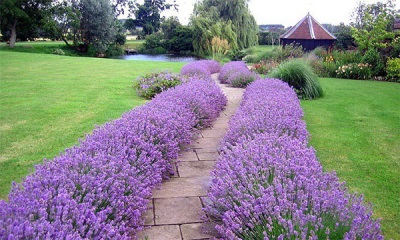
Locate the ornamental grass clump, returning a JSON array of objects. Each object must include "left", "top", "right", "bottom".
[
  {"left": 0, "top": 77, "right": 227, "bottom": 239},
  {"left": 205, "top": 79, "right": 383, "bottom": 239},
  {"left": 268, "top": 59, "right": 324, "bottom": 99},
  {"left": 134, "top": 70, "right": 183, "bottom": 99},
  {"left": 219, "top": 61, "right": 248, "bottom": 84}
]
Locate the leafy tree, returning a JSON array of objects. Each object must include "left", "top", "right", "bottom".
[
  {"left": 124, "top": 18, "right": 137, "bottom": 34},
  {"left": 161, "top": 16, "right": 181, "bottom": 40},
  {"left": 133, "top": 0, "right": 177, "bottom": 36},
  {"left": 190, "top": 0, "right": 258, "bottom": 56},
  {"left": 333, "top": 23, "right": 356, "bottom": 50},
  {"left": 0, "top": 0, "right": 52, "bottom": 48}
]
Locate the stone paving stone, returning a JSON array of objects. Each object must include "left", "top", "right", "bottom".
[
  {"left": 193, "top": 147, "right": 218, "bottom": 154},
  {"left": 201, "top": 129, "right": 226, "bottom": 138},
  {"left": 196, "top": 152, "right": 218, "bottom": 161},
  {"left": 192, "top": 138, "right": 222, "bottom": 148},
  {"left": 137, "top": 225, "right": 181, "bottom": 240},
  {"left": 152, "top": 176, "right": 210, "bottom": 198},
  {"left": 181, "top": 222, "right": 221, "bottom": 240},
  {"left": 154, "top": 197, "right": 205, "bottom": 225},
  {"left": 143, "top": 200, "right": 155, "bottom": 226},
  {"left": 179, "top": 150, "right": 199, "bottom": 162},
  {"left": 178, "top": 161, "right": 216, "bottom": 178}
]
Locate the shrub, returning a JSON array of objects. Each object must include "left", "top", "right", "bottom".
[
  {"left": 180, "top": 60, "right": 221, "bottom": 77},
  {"left": 52, "top": 48, "right": 65, "bottom": 55},
  {"left": 218, "top": 61, "right": 248, "bottom": 84},
  {"left": 251, "top": 60, "right": 279, "bottom": 74},
  {"left": 205, "top": 79, "right": 383, "bottom": 240},
  {"left": 0, "top": 77, "right": 227, "bottom": 239},
  {"left": 279, "top": 43, "right": 305, "bottom": 61},
  {"left": 229, "top": 69, "right": 260, "bottom": 88},
  {"left": 134, "top": 70, "right": 183, "bottom": 99},
  {"left": 268, "top": 59, "right": 324, "bottom": 99},
  {"left": 362, "top": 48, "right": 384, "bottom": 77},
  {"left": 386, "top": 58, "right": 400, "bottom": 81},
  {"left": 336, "top": 63, "right": 372, "bottom": 80}
]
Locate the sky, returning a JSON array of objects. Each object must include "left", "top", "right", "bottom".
[{"left": 161, "top": 0, "right": 399, "bottom": 27}]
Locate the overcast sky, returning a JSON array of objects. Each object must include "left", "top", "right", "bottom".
[{"left": 161, "top": 0, "right": 399, "bottom": 27}]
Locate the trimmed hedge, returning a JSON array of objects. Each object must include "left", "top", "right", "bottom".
[
  {"left": 0, "top": 74, "right": 227, "bottom": 239},
  {"left": 205, "top": 79, "right": 382, "bottom": 239}
]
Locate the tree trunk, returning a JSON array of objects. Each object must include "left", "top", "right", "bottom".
[{"left": 9, "top": 21, "right": 17, "bottom": 48}]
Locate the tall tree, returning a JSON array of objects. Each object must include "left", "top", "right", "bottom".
[
  {"left": 0, "top": 0, "right": 52, "bottom": 48},
  {"left": 133, "top": 0, "right": 177, "bottom": 36},
  {"left": 190, "top": 0, "right": 258, "bottom": 56}
]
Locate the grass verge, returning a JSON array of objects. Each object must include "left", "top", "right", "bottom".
[
  {"left": 301, "top": 78, "right": 400, "bottom": 239},
  {"left": 0, "top": 51, "right": 185, "bottom": 199}
]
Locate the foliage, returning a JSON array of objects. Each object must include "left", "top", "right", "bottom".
[
  {"left": 143, "top": 32, "right": 164, "bottom": 50},
  {"left": 336, "top": 63, "right": 372, "bottom": 80},
  {"left": 52, "top": 48, "right": 65, "bottom": 55},
  {"left": 333, "top": 23, "right": 357, "bottom": 50},
  {"left": 123, "top": 18, "right": 137, "bottom": 34},
  {"left": 211, "top": 36, "right": 230, "bottom": 60},
  {"left": 0, "top": 73, "right": 227, "bottom": 238},
  {"left": 386, "top": 58, "right": 400, "bottom": 81},
  {"left": 258, "top": 31, "right": 283, "bottom": 45},
  {"left": 251, "top": 60, "right": 279, "bottom": 74},
  {"left": 133, "top": 0, "right": 177, "bottom": 36},
  {"left": 164, "top": 26, "right": 194, "bottom": 53},
  {"left": 134, "top": 71, "right": 183, "bottom": 99},
  {"left": 362, "top": 48, "right": 385, "bottom": 76},
  {"left": 205, "top": 79, "right": 383, "bottom": 239},
  {"left": 0, "top": 0, "right": 53, "bottom": 47},
  {"left": 268, "top": 59, "right": 324, "bottom": 99},
  {"left": 190, "top": 0, "right": 258, "bottom": 56}
]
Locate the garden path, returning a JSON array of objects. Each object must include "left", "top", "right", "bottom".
[{"left": 137, "top": 74, "right": 245, "bottom": 240}]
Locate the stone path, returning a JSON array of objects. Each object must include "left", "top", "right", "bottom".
[{"left": 137, "top": 75, "right": 245, "bottom": 240}]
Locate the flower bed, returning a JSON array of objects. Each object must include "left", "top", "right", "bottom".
[
  {"left": 205, "top": 79, "right": 382, "bottom": 239},
  {"left": 0, "top": 75, "right": 227, "bottom": 239},
  {"left": 180, "top": 60, "right": 221, "bottom": 77},
  {"left": 218, "top": 61, "right": 248, "bottom": 84}
]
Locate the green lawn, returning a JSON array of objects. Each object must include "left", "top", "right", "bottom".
[
  {"left": 0, "top": 51, "right": 185, "bottom": 199},
  {"left": 301, "top": 78, "right": 400, "bottom": 239}
]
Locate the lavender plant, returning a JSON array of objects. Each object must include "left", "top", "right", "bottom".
[
  {"left": 228, "top": 68, "right": 260, "bottom": 88},
  {"left": 0, "top": 77, "right": 227, "bottom": 239},
  {"left": 134, "top": 70, "right": 183, "bottom": 99},
  {"left": 219, "top": 61, "right": 248, "bottom": 84},
  {"left": 180, "top": 60, "right": 221, "bottom": 77},
  {"left": 206, "top": 79, "right": 383, "bottom": 239}
]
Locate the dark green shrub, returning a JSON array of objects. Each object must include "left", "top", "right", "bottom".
[
  {"left": 362, "top": 48, "right": 385, "bottom": 76},
  {"left": 143, "top": 32, "right": 164, "bottom": 50},
  {"left": 268, "top": 59, "right": 324, "bottom": 99}
]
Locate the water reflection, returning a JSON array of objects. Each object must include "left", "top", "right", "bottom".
[{"left": 112, "top": 54, "right": 201, "bottom": 62}]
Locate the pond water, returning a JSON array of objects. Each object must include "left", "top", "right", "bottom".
[{"left": 112, "top": 54, "right": 201, "bottom": 62}]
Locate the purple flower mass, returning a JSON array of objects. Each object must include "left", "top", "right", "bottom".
[
  {"left": 206, "top": 79, "right": 383, "bottom": 239},
  {"left": 180, "top": 60, "right": 221, "bottom": 77},
  {"left": 0, "top": 68, "right": 227, "bottom": 239},
  {"left": 218, "top": 61, "right": 248, "bottom": 84}
]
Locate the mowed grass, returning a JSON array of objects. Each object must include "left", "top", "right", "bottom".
[
  {"left": 301, "top": 78, "right": 400, "bottom": 239},
  {"left": 0, "top": 51, "right": 185, "bottom": 199}
]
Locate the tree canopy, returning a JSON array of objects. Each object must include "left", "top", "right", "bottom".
[{"left": 190, "top": 0, "right": 258, "bottom": 57}]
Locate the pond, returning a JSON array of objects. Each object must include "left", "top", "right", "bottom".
[{"left": 112, "top": 54, "right": 202, "bottom": 62}]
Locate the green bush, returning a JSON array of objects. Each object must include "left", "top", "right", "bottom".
[
  {"left": 386, "top": 58, "right": 400, "bottom": 81},
  {"left": 336, "top": 63, "right": 372, "bottom": 80},
  {"left": 268, "top": 59, "right": 324, "bottom": 99},
  {"left": 52, "top": 48, "right": 65, "bottom": 55},
  {"left": 362, "top": 48, "right": 384, "bottom": 77},
  {"left": 134, "top": 70, "right": 182, "bottom": 99}
]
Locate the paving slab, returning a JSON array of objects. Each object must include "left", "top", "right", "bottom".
[
  {"left": 152, "top": 177, "right": 210, "bottom": 198},
  {"left": 181, "top": 222, "right": 221, "bottom": 240},
  {"left": 179, "top": 150, "right": 199, "bottom": 162},
  {"left": 201, "top": 129, "right": 226, "bottom": 138},
  {"left": 154, "top": 197, "right": 205, "bottom": 225},
  {"left": 137, "top": 225, "right": 181, "bottom": 240},
  {"left": 178, "top": 161, "right": 215, "bottom": 178},
  {"left": 196, "top": 152, "right": 218, "bottom": 161},
  {"left": 143, "top": 200, "right": 155, "bottom": 226}
]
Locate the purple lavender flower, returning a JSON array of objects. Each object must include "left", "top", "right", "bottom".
[
  {"left": 0, "top": 77, "right": 227, "bottom": 239},
  {"left": 219, "top": 61, "right": 248, "bottom": 84},
  {"left": 205, "top": 78, "right": 383, "bottom": 239}
]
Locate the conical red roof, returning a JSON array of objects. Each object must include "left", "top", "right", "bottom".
[{"left": 281, "top": 13, "right": 336, "bottom": 40}]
